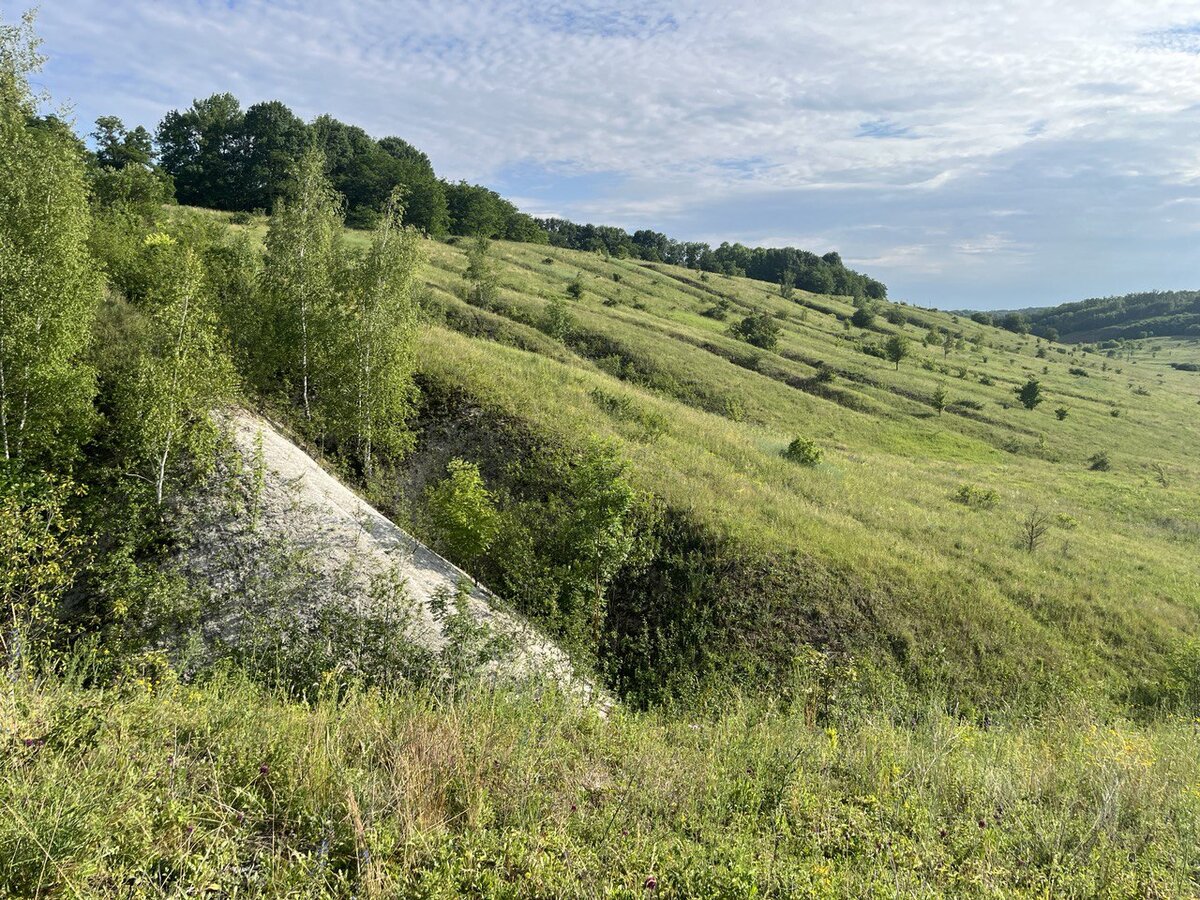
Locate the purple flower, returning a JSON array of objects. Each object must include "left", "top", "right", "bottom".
[{"left": 645, "top": 875, "right": 657, "bottom": 891}]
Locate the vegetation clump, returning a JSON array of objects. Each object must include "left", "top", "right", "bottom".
[
  {"left": 730, "top": 311, "right": 781, "bottom": 349},
  {"left": 783, "top": 436, "right": 823, "bottom": 466}
]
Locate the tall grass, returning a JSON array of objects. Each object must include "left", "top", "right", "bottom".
[{"left": 3, "top": 667, "right": 1199, "bottom": 897}]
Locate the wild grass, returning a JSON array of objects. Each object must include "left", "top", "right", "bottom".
[
  {"left": 3, "top": 667, "right": 1200, "bottom": 898},
  {"left": 182, "top": 206, "right": 1200, "bottom": 710}
]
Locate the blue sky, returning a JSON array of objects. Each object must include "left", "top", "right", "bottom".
[{"left": 20, "top": 0, "right": 1200, "bottom": 308}]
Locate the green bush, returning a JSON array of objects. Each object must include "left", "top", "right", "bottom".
[
  {"left": 953, "top": 483, "right": 999, "bottom": 509},
  {"left": 782, "top": 437, "right": 823, "bottom": 466}
]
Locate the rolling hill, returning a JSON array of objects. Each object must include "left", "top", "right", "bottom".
[
  {"left": 995, "top": 289, "right": 1200, "bottom": 343},
  {"left": 190, "top": 208, "right": 1200, "bottom": 714}
]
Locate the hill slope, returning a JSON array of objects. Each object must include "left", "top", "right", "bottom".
[
  {"left": 1000, "top": 290, "right": 1200, "bottom": 342},
  {"left": 294, "top": 221, "right": 1198, "bottom": 712}
]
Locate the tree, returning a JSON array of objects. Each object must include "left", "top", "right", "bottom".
[
  {"left": 1001, "top": 312, "right": 1030, "bottom": 335},
  {"left": 884, "top": 334, "right": 910, "bottom": 370},
  {"left": 463, "top": 236, "right": 498, "bottom": 306},
  {"left": 425, "top": 458, "right": 499, "bottom": 570},
  {"left": 779, "top": 266, "right": 795, "bottom": 300},
  {"left": 336, "top": 188, "right": 424, "bottom": 476},
  {"left": 156, "top": 92, "right": 245, "bottom": 209},
  {"left": 1015, "top": 377, "right": 1043, "bottom": 410},
  {"left": 1020, "top": 506, "right": 1051, "bottom": 552},
  {"left": 112, "top": 234, "right": 235, "bottom": 504},
  {"left": 445, "top": 180, "right": 510, "bottom": 237},
  {"left": 0, "top": 13, "right": 102, "bottom": 464},
  {"left": 92, "top": 115, "right": 154, "bottom": 170},
  {"left": 561, "top": 439, "right": 642, "bottom": 648},
  {"left": 932, "top": 383, "right": 948, "bottom": 416},
  {"left": 262, "top": 148, "right": 343, "bottom": 420},
  {"left": 239, "top": 100, "right": 307, "bottom": 212}
]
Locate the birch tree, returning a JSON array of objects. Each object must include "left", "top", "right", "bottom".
[
  {"left": 262, "top": 147, "right": 342, "bottom": 421},
  {"left": 0, "top": 13, "right": 101, "bottom": 465},
  {"left": 337, "top": 188, "right": 423, "bottom": 475},
  {"left": 115, "top": 234, "right": 235, "bottom": 505}
]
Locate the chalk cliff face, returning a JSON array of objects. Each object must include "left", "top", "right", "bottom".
[{"left": 179, "top": 408, "right": 601, "bottom": 704}]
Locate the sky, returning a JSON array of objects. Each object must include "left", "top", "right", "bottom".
[{"left": 20, "top": 0, "right": 1200, "bottom": 309}]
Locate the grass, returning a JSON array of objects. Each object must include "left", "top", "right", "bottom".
[
  {"left": 5, "top": 667, "right": 1200, "bottom": 898},
  {"left": 174, "top": 205, "right": 1200, "bottom": 712},
  {"left": 5, "top": 207, "right": 1200, "bottom": 897},
  {"left": 403, "top": 235, "right": 1199, "bottom": 711}
]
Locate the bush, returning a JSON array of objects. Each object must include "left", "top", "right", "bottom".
[
  {"left": 850, "top": 305, "right": 876, "bottom": 328},
  {"left": 1069, "top": 367, "right": 1088, "bottom": 377},
  {"left": 1055, "top": 406, "right": 1069, "bottom": 420},
  {"left": 782, "top": 437, "right": 823, "bottom": 466},
  {"left": 1088, "top": 451, "right": 1111, "bottom": 471},
  {"left": 953, "top": 483, "right": 999, "bottom": 509},
  {"left": 425, "top": 459, "right": 499, "bottom": 569},
  {"left": 229, "top": 210, "right": 254, "bottom": 226},
  {"left": 730, "top": 312, "right": 780, "bottom": 350}
]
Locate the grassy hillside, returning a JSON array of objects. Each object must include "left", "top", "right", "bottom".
[
  {"left": 6, "top": 664, "right": 1200, "bottom": 898},
  {"left": 404, "top": 234, "right": 1200, "bottom": 710},
  {"left": 166, "top": 207, "right": 1200, "bottom": 715},
  {"left": 164, "top": 211, "right": 1172, "bottom": 716},
  {"left": 1000, "top": 290, "right": 1200, "bottom": 343}
]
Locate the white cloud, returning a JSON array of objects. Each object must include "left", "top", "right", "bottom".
[{"left": 24, "top": 1, "right": 1200, "bottom": 306}]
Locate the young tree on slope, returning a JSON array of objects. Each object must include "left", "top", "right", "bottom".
[
  {"left": 336, "top": 187, "right": 424, "bottom": 476},
  {"left": 112, "top": 234, "right": 235, "bottom": 505},
  {"left": 262, "top": 147, "right": 343, "bottom": 422},
  {"left": 0, "top": 13, "right": 102, "bottom": 465}
]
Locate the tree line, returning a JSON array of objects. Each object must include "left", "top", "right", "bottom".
[
  {"left": 538, "top": 219, "right": 888, "bottom": 300},
  {"left": 81, "top": 91, "right": 888, "bottom": 300},
  {"left": 1016, "top": 290, "right": 1200, "bottom": 342}
]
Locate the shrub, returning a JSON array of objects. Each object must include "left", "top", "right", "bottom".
[
  {"left": 566, "top": 273, "right": 585, "bottom": 299},
  {"left": 953, "top": 483, "right": 999, "bottom": 509},
  {"left": 702, "top": 298, "right": 732, "bottom": 320},
  {"left": 782, "top": 437, "right": 823, "bottom": 466},
  {"left": 731, "top": 312, "right": 780, "bottom": 350},
  {"left": 1055, "top": 406, "right": 1069, "bottom": 420},
  {"left": 229, "top": 210, "right": 254, "bottom": 226},
  {"left": 425, "top": 459, "right": 499, "bottom": 569},
  {"left": 1069, "top": 367, "right": 1088, "bottom": 377},
  {"left": 850, "top": 305, "right": 876, "bottom": 328},
  {"left": 1089, "top": 451, "right": 1111, "bottom": 471}
]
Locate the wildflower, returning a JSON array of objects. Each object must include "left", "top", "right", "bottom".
[
  {"left": 978, "top": 818, "right": 987, "bottom": 829},
  {"left": 259, "top": 763, "right": 270, "bottom": 776},
  {"left": 645, "top": 875, "right": 658, "bottom": 891}
]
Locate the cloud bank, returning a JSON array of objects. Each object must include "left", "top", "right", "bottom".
[{"left": 28, "top": 0, "right": 1200, "bottom": 307}]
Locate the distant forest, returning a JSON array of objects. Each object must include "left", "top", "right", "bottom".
[
  {"left": 88, "top": 92, "right": 888, "bottom": 300},
  {"left": 994, "top": 291, "right": 1200, "bottom": 342}
]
